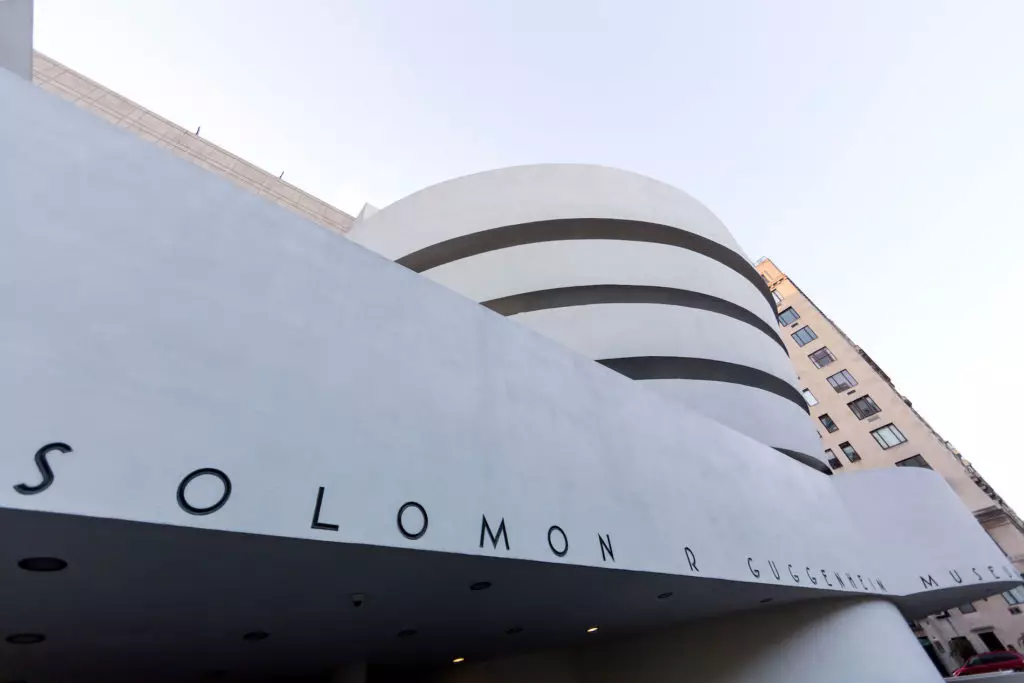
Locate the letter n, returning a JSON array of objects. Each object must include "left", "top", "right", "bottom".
[
  {"left": 479, "top": 515, "right": 510, "bottom": 551},
  {"left": 598, "top": 533, "right": 614, "bottom": 562}
]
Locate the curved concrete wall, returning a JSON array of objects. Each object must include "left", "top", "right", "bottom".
[
  {"left": 350, "top": 165, "right": 824, "bottom": 470},
  {"left": 1, "top": 71, "right": 1020, "bottom": 680}
]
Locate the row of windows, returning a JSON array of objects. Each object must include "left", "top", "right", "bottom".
[
  {"left": 780, "top": 303, "right": 917, "bottom": 469},
  {"left": 960, "top": 584, "right": 1024, "bottom": 611},
  {"left": 824, "top": 441, "right": 863, "bottom": 469},
  {"left": 826, "top": 445, "right": 924, "bottom": 471},
  {"left": 822, "top": 425, "right": 912, "bottom": 471},
  {"left": 802, "top": 369, "right": 860, "bottom": 407},
  {"left": 1003, "top": 585, "right": 1024, "bottom": 606}
]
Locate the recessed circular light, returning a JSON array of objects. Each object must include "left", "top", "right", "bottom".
[
  {"left": 469, "top": 581, "right": 492, "bottom": 591},
  {"left": 505, "top": 627, "right": 523, "bottom": 635},
  {"left": 397, "top": 629, "right": 418, "bottom": 638},
  {"left": 5, "top": 633, "right": 45, "bottom": 645},
  {"left": 242, "top": 631, "right": 269, "bottom": 642},
  {"left": 759, "top": 597, "right": 774, "bottom": 604},
  {"left": 657, "top": 591, "right": 674, "bottom": 600},
  {"left": 586, "top": 626, "right": 599, "bottom": 633},
  {"left": 452, "top": 657, "right": 465, "bottom": 664},
  {"left": 17, "top": 557, "right": 67, "bottom": 572}
]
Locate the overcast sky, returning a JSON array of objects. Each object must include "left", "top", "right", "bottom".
[{"left": 34, "top": 0, "right": 1024, "bottom": 510}]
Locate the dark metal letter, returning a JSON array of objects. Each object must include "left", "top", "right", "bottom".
[
  {"left": 311, "top": 486, "right": 339, "bottom": 531},
  {"left": 748, "top": 557, "right": 760, "bottom": 578},
  {"left": 14, "top": 442, "right": 72, "bottom": 495},
  {"left": 547, "top": 525, "right": 569, "bottom": 557},
  {"left": 685, "top": 547, "right": 699, "bottom": 572},
  {"left": 598, "top": 534, "right": 614, "bottom": 562},
  {"left": 397, "top": 501, "right": 427, "bottom": 539},
  {"left": 480, "top": 515, "right": 510, "bottom": 550},
  {"left": 177, "top": 468, "right": 231, "bottom": 516}
]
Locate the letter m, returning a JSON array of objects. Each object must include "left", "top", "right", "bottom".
[
  {"left": 920, "top": 574, "right": 939, "bottom": 588},
  {"left": 480, "top": 515, "right": 510, "bottom": 551}
]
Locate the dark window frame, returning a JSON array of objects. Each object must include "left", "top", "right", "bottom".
[
  {"left": 871, "top": 423, "right": 907, "bottom": 450},
  {"left": 808, "top": 346, "right": 836, "bottom": 369},
  {"left": 825, "top": 449, "right": 842, "bottom": 470},
  {"left": 895, "top": 454, "right": 930, "bottom": 469},
  {"left": 839, "top": 441, "right": 861, "bottom": 463},
  {"left": 826, "top": 369, "right": 858, "bottom": 392},
  {"left": 791, "top": 325, "right": 818, "bottom": 347},
  {"left": 777, "top": 307, "right": 800, "bottom": 325},
  {"left": 818, "top": 413, "right": 839, "bottom": 433},
  {"left": 848, "top": 395, "right": 881, "bottom": 420}
]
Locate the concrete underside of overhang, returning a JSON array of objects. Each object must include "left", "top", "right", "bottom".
[{"left": 0, "top": 507, "right": 1011, "bottom": 683}]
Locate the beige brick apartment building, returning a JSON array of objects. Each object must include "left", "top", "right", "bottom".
[{"left": 757, "top": 257, "right": 1024, "bottom": 673}]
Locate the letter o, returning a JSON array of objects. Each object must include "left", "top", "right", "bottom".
[
  {"left": 547, "top": 525, "right": 569, "bottom": 557},
  {"left": 397, "top": 502, "right": 428, "bottom": 540},
  {"left": 177, "top": 468, "right": 231, "bottom": 516}
]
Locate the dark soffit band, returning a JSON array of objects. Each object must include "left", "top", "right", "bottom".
[
  {"left": 597, "top": 356, "right": 809, "bottom": 415},
  {"left": 774, "top": 448, "right": 831, "bottom": 475},
  {"left": 773, "top": 447, "right": 832, "bottom": 476},
  {"left": 395, "top": 218, "right": 776, "bottom": 312},
  {"left": 482, "top": 284, "right": 787, "bottom": 354}
]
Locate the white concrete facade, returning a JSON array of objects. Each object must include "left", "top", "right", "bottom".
[
  {"left": 349, "top": 165, "right": 824, "bottom": 469},
  {"left": 1, "top": 8, "right": 1021, "bottom": 680}
]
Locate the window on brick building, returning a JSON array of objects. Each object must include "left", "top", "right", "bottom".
[
  {"left": 778, "top": 307, "right": 800, "bottom": 325},
  {"left": 839, "top": 442, "right": 861, "bottom": 463},
  {"left": 819, "top": 414, "right": 838, "bottom": 433},
  {"left": 825, "top": 449, "right": 842, "bottom": 470},
  {"left": 791, "top": 326, "right": 818, "bottom": 347},
  {"left": 871, "top": 424, "right": 907, "bottom": 449},
  {"left": 848, "top": 395, "right": 881, "bottom": 420},
  {"left": 895, "top": 454, "right": 931, "bottom": 469},
  {"left": 809, "top": 346, "right": 836, "bottom": 369},
  {"left": 826, "top": 369, "right": 858, "bottom": 392}
]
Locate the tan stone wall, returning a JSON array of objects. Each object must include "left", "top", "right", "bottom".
[
  {"left": 756, "top": 256, "right": 1024, "bottom": 672},
  {"left": 31, "top": 52, "right": 353, "bottom": 234}
]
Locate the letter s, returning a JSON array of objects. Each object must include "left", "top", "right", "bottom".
[{"left": 14, "top": 442, "right": 72, "bottom": 495}]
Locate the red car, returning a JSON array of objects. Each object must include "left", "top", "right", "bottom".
[{"left": 953, "top": 650, "right": 1024, "bottom": 676}]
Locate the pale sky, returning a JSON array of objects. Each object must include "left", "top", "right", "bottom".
[{"left": 33, "top": 1, "right": 1024, "bottom": 510}]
